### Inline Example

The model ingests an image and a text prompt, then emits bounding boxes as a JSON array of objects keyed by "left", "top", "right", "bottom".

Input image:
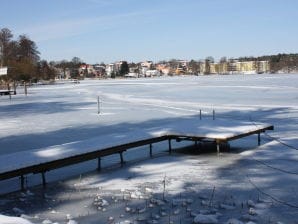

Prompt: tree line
[{"left": 1, "top": 27, "right": 297, "bottom": 89}]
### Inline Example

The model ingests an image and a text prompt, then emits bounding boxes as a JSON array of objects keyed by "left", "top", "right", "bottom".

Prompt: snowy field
[{"left": 0, "top": 74, "right": 297, "bottom": 223}]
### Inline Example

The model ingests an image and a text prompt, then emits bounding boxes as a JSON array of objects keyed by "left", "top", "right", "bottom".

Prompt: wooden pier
[
  {"left": 0, "top": 120, "right": 273, "bottom": 191},
  {"left": 0, "top": 90, "right": 15, "bottom": 96}
]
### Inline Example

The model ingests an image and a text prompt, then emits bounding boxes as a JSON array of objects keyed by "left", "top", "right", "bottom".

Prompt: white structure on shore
[
  {"left": 145, "top": 70, "right": 160, "bottom": 77},
  {"left": 105, "top": 63, "right": 115, "bottom": 77}
]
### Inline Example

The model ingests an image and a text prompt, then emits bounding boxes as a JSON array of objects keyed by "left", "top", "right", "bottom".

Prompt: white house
[
  {"left": 145, "top": 70, "right": 160, "bottom": 77},
  {"left": 105, "top": 63, "right": 115, "bottom": 77}
]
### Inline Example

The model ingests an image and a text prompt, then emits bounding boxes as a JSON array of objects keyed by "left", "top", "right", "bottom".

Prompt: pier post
[
  {"left": 120, "top": 152, "right": 124, "bottom": 166},
  {"left": 97, "top": 157, "right": 101, "bottom": 171},
  {"left": 168, "top": 139, "right": 172, "bottom": 154},
  {"left": 200, "top": 110, "right": 202, "bottom": 120},
  {"left": 41, "top": 172, "right": 46, "bottom": 187},
  {"left": 149, "top": 144, "right": 153, "bottom": 158},
  {"left": 20, "top": 175, "right": 25, "bottom": 191},
  {"left": 258, "top": 132, "right": 261, "bottom": 146},
  {"left": 216, "top": 140, "right": 220, "bottom": 154}
]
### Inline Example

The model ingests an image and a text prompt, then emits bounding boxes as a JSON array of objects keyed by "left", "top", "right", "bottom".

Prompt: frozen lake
[
  {"left": 0, "top": 74, "right": 297, "bottom": 154},
  {"left": 0, "top": 74, "right": 297, "bottom": 223}
]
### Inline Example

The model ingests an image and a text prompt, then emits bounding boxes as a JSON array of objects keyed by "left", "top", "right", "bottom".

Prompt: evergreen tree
[{"left": 119, "top": 61, "right": 129, "bottom": 76}]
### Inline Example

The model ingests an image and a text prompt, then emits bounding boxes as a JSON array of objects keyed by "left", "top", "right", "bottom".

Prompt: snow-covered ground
[{"left": 0, "top": 74, "right": 297, "bottom": 223}]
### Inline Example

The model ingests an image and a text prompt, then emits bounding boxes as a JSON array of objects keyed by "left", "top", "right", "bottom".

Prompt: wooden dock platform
[
  {"left": 0, "top": 118, "right": 273, "bottom": 190},
  {"left": 0, "top": 90, "right": 15, "bottom": 96}
]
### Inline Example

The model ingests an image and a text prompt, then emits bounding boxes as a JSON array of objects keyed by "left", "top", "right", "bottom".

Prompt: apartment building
[
  {"left": 236, "top": 61, "right": 256, "bottom": 74},
  {"left": 257, "top": 61, "right": 270, "bottom": 73},
  {"left": 199, "top": 59, "right": 270, "bottom": 75}
]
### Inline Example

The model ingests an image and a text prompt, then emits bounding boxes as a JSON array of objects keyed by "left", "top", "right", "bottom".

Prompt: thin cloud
[{"left": 17, "top": 10, "right": 162, "bottom": 42}]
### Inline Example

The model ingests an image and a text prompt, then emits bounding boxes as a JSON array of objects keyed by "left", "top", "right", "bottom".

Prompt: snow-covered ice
[
  {"left": 0, "top": 74, "right": 297, "bottom": 223},
  {"left": 0, "top": 214, "right": 33, "bottom": 224}
]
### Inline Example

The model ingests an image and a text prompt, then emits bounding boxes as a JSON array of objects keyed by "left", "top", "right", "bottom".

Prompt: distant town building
[
  {"left": 209, "top": 63, "right": 218, "bottom": 74},
  {"left": 106, "top": 63, "right": 115, "bottom": 77},
  {"left": 125, "top": 72, "right": 138, "bottom": 78},
  {"left": 55, "top": 68, "right": 71, "bottom": 80},
  {"left": 218, "top": 62, "right": 228, "bottom": 74},
  {"left": 140, "top": 61, "right": 153, "bottom": 76},
  {"left": 141, "top": 61, "right": 153, "bottom": 68},
  {"left": 79, "top": 64, "right": 95, "bottom": 77},
  {"left": 236, "top": 61, "right": 256, "bottom": 74},
  {"left": 227, "top": 59, "right": 238, "bottom": 74},
  {"left": 58, "top": 58, "right": 271, "bottom": 79},
  {"left": 93, "top": 64, "right": 106, "bottom": 77},
  {"left": 256, "top": 61, "right": 270, "bottom": 74},
  {"left": 145, "top": 70, "right": 160, "bottom": 77},
  {"left": 198, "top": 59, "right": 270, "bottom": 75},
  {"left": 175, "top": 67, "right": 185, "bottom": 75},
  {"left": 156, "top": 64, "right": 171, "bottom": 75}
]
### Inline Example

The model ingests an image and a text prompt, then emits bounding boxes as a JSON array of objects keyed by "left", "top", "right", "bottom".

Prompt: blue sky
[{"left": 1, "top": 0, "right": 298, "bottom": 63}]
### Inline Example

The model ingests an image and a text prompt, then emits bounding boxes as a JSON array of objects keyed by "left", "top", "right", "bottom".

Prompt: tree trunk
[
  {"left": 24, "top": 82, "right": 27, "bottom": 96},
  {"left": 13, "top": 81, "right": 17, "bottom": 94}
]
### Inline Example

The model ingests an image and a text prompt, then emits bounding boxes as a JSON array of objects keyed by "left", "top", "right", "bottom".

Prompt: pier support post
[
  {"left": 97, "top": 157, "right": 101, "bottom": 171},
  {"left": 216, "top": 141, "right": 220, "bottom": 154},
  {"left": 41, "top": 172, "right": 46, "bottom": 187},
  {"left": 168, "top": 139, "right": 172, "bottom": 154},
  {"left": 120, "top": 152, "right": 124, "bottom": 166},
  {"left": 149, "top": 144, "right": 153, "bottom": 158},
  {"left": 258, "top": 132, "right": 261, "bottom": 146},
  {"left": 20, "top": 175, "right": 25, "bottom": 191}
]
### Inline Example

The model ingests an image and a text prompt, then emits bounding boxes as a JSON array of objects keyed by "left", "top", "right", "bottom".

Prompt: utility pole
[
  {"left": 0, "top": 42, "right": 3, "bottom": 68},
  {"left": 0, "top": 43, "right": 11, "bottom": 98},
  {"left": 97, "top": 96, "right": 100, "bottom": 114}
]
